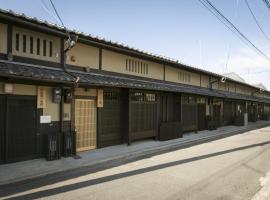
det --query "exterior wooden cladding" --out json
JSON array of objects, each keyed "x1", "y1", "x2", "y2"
[
  {"x1": 248, "y1": 103, "x2": 258, "y2": 122},
  {"x1": 129, "y1": 90, "x2": 158, "y2": 143},
  {"x1": 223, "y1": 101, "x2": 235, "y2": 126},
  {"x1": 98, "y1": 88, "x2": 126, "y2": 148},
  {"x1": 197, "y1": 103, "x2": 206, "y2": 131},
  {"x1": 4, "y1": 95, "x2": 38, "y2": 162},
  {"x1": 181, "y1": 95, "x2": 198, "y2": 132},
  {"x1": 0, "y1": 95, "x2": 5, "y2": 163}
]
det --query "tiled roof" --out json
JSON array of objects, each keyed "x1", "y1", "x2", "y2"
[
  {"x1": 0, "y1": 8, "x2": 268, "y2": 92},
  {"x1": 0, "y1": 60, "x2": 269, "y2": 103},
  {"x1": 72, "y1": 70, "x2": 269, "y2": 103},
  {"x1": 0, "y1": 61, "x2": 75, "y2": 83}
]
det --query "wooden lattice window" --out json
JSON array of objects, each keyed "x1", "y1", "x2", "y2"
[{"x1": 75, "y1": 99, "x2": 97, "y2": 152}]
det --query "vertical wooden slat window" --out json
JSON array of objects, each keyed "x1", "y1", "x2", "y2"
[
  {"x1": 37, "y1": 38, "x2": 40, "y2": 55},
  {"x1": 129, "y1": 59, "x2": 131, "y2": 72},
  {"x1": 49, "y1": 41, "x2": 53, "y2": 57},
  {"x1": 126, "y1": 59, "x2": 128, "y2": 71},
  {"x1": 43, "y1": 40, "x2": 47, "y2": 56},
  {"x1": 15, "y1": 33, "x2": 19, "y2": 51},
  {"x1": 132, "y1": 60, "x2": 134, "y2": 72},
  {"x1": 23, "y1": 35, "x2": 26, "y2": 53},
  {"x1": 146, "y1": 63, "x2": 148, "y2": 74},
  {"x1": 30, "y1": 36, "x2": 33, "y2": 54}
]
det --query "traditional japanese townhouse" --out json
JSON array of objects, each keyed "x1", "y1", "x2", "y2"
[{"x1": 0, "y1": 9, "x2": 270, "y2": 164}]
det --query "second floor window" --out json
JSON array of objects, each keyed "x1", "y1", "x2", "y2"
[
  {"x1": 15, "y1": 33, "x2": 19, "y2": 51},
  {"x1": 37, "y1": 38, "x2": 40, "y2": 55},
  {"x1": 49, "y1": 41, "x2": 53, "y2": 57},
  {"x1": 23, "y1": 35, "x2": 26, "y2": 53},
  {"x1": 126, "y1": 58, "x2": 148, "y2": 75},
  {"x1": 43, "y1": 40, "x2": 46, "y2": 56},
  {"x1": 30, "y1": 37, "x2": 33, "y2": 54}
]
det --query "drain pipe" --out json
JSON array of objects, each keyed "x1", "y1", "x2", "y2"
[{"x1": 60, "y1": 35, "x2": 79, "y2": 156}]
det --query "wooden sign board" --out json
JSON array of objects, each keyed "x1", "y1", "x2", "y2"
[
  {"x1": 97, "y1": 89, "x2": 103, "y2": 108},
  {"x1": 37, "y1": 86, "x2": 47, "y2": 108}
]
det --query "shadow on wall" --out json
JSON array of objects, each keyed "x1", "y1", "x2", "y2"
[{"x1": 1, "y1": 140, "x2": 270, "y2": 200}]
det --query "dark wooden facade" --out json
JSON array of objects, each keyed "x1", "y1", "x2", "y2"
[
  {"x1": 129, "y1": 90, "x2": 158, "y2": 143},
  {"x1": 181, "y1": 95, "x2": 198, "y2": 132},
  {"x1": 0, "y1": 95, "x2": 41, "y2": 163},
  {"x1": 98, "y1": 88, "x2": 127, "y2": 148},
  {"x1": 223, "y1": 101, "x2": 235, "y2": 126}
]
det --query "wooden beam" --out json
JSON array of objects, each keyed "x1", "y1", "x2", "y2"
[
  {"x1": 7, "y1": 24, "x2": 12, "y2": 55},
  {"x1": 99, "y1": 48, "x2": 102, "y2": 70}
]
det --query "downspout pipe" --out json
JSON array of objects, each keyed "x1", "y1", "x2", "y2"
[{"x1": 60, "y1": 35, "x2": 79, "y2": 156}]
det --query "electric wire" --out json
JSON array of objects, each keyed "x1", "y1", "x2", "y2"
[
  {"x1": 48, "y1": 0, "x2": 71, "y2": 39},
  {"x1": 262, "y1": 0, "x2": 270, "y2": 11},
  {"x1": 224, "y1": 0, "x2": 239, "y2": 74},
  {"x1": 39, "y1": 0, "x2": 61, "y2": 25},
  {"x1": 198, "y1": 0, "x2": 270, "y2": 63},
  {"x1": 245, "y1": 0, "x2": 270, "y2": 42}
]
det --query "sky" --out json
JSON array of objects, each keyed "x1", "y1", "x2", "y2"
[{"x1": 1, "y1": 0, "x2": 270, "y2": 89}]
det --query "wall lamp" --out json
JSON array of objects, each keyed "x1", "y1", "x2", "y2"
[{"x1": 210, "y1": 76, "x2": 226, "y2": 89}]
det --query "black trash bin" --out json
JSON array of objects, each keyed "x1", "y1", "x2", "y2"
[
  {"x1": 46, "y1": 133, "x2": 60, "y2": 161},
  {"x1": 63, "y1": 131, "x2": 76, "y2": 157}
]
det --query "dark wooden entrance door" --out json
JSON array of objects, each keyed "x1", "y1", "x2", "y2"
[
  {"x1": 197, "y1": 104, "x2": 206, "y2": 131},
  {"x1": 182, "y1": 103, "x2": 198, "y2": 132},
  {"x1": 258, "y1": 104, "x2": 264, "y2": 120},
  {"x1": 6, "y1": 96, "x2": 37, "y2": 162},
  {"x1": 0, "y1": 95, "x2": 5, "y2": 163},
  {"x1": 98, "y1": 89, "x2": 124, "y2": 148},
  {"x1": 213, "y1": 105, "x2": 221, "y2": 127},
  {"x1": 129, "y1": 91, "x2": 158, "y2": 142},
  {"x1": 223, "y1": 101, "x2": 234, "y2": 125}
]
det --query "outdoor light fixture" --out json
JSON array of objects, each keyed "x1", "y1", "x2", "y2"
[
  {"x1": 64, "y1": 35, "x2": 78, "y2": 53},
  {"x1": 220, "y1": 76, "x2": 226, "y2": 83}
]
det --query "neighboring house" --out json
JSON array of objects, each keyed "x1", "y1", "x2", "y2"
[
  {"x1": 0, "y1": 9, "x2": 270, "y2": 164},
  {"x1": 254, "y1": 83, "x2": 267, "y2": 91},
  {"x1": 223, "y1": 72, "x2": 246, "y2": 83}
]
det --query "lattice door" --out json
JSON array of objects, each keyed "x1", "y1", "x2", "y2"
[{"x1": 75, "y1": 99, "x2": 97, "y2": 152}]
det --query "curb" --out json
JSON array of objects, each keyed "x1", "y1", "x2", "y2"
[{"x1": 1, "y1": 122, "x2": 269, "y2": 187}]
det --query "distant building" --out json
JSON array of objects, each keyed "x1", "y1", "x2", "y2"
[
  {"x1": 254, "y1": 83, "x2": 267, "y2": 91},
  {"x1": 223, "y1": 72, "x2": 246, "y2": 83}
]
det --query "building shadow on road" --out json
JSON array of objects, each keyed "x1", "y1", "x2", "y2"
[{"x1": 1, "y1": 140, "x2": 270, "y2": 200}]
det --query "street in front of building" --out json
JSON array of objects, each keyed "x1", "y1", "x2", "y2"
[{"x1": 1, "y1": 126, "x2": 270, "y2": 200}]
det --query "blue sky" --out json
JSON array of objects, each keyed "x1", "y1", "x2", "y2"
[{"x1": 2, "y1": 0, "x2": 270, "y2": 88}]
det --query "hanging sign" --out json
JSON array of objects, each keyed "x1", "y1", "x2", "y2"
[
  {"x1": 97, "y1": 89, "x2": 104, "y2": 108},
  {"x1": 37, "y1": 86, "x2": 47, "y2": 108}
]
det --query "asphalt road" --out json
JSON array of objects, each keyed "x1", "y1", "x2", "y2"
[{"x1": 1, "y1": 127, "x2": 270, "y2": 200}]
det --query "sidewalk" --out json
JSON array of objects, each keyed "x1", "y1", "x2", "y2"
[{"x1": 0, "y1": 120, "x2": 270, "y2": 186}]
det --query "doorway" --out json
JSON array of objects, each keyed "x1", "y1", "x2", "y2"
[
  {"x1": 5, "y1": 96, "x2": 37, "y2": 162},
  {"x1": 75, "y1": 99, "x2": 97, "y2": 152}
]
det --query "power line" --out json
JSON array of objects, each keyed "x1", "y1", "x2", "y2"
[
  {"x1": 224, "y1": 0, "x2": 239, "y2": 74},
  {"x1": 245, "y1": 0, "x2": 270, "y2": 42},
  {"x1": 197, "y1": 0, "x2": 270, "y2": 63},
  {"x1": 39, "y1": 0, "x2": 61, "y2": 25},
  {"x1": 262, "y1": 0, "x2": 270, "y2": 11},
  {"x1": 48, "y1": 0, "x2": 70, "y2": 39},
  {"x1": 197, "y1": 0, "x2": 252, "y2": 51}
]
